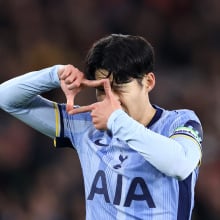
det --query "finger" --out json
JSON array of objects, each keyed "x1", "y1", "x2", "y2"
[
  {"x1": 69, "y1": 76, "x2": 83, "y2": 88},
  {"x1": 66, "y1": 94, "x2": 75, "y2": 112},
  {"x1": 66, "y1": 83, "x2": 81, "y2": 90},
  {"x1": 64, "y1": 74, "x2": 77, "y2": 85},
  {"x1": 103, "y1": 79, "x2": 113, "y2": 98},
  {"x1": 67, "y1": 104, "x2": 94, "y2": 114},
  {"x1": 60, "y1": 68, "x2": 71, "y2": 80},
  {"x1": 81, "y1": 78, "x2": 107, "y2": 88},
  {"x1": 60, "y1": 65, "x2": 81, "y2": 80}
]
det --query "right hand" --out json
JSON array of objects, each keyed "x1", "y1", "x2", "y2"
[
  {"x1": 58, "y1": 64, "x2": 84, "y2": 112},
  {"x1": 58, "y1": 64, "x2": 106, "y2": 113}
]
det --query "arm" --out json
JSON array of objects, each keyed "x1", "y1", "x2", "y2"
[
  {"x1": 0, "y1": 65, "x2": 62, "y2": 138},
  {"x1": 0, "y1": 65, "x2": 109, "y2": 139},
  {"x1": 64, "y1": 79, "x2": 202, "y2": 180},
  {"x1": 107, "y1": 109, "x2": 202, "y2": 180}
]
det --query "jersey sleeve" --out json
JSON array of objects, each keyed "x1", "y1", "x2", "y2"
[
  {"x1": 54, "y1": 104, "x2": 93, "y2": 150},
  {"x1": 170, "y1": 120, "x2": 203, "y2": 146},
  {"x1": 170, "y1": 116, "x2": 203, "y2": 156},
  {"x1": 107, "y1": 109, "x2": 203, "y2": 180},
  {"x1": 54, "y1": 104, "x2": 74, "y2": 148},
  {"x1": 0, "y1": 65, "x2": 62, "y2": 139}
]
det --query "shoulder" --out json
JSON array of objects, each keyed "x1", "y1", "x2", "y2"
[
  {"x1": 58, "y1": 103, "x2": 93, "y2": 136},
  {"x1": 161, "y1": 107, "x2": 201, "y2": 125},
  {"x1": 155, "y1": 106, "x2": 202, "y2": 138},
  {"x1": 55, "y1": 104, "x2": 94, "y2": 149},
  {"x1": 163, "y1": 108, "x2": 203, "y2": 143}
]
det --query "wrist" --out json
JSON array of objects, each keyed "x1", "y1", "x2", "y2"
[
  {"x1": 57, "y1": 65, "x2": 65, "y2": 80},
  {"x1": 107, "y1": 109, "x2": 125, "y2": 130}
]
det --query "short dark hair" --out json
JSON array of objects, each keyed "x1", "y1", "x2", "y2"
[{"x1": 84, "y1": 34, "x2": 155, "y2": 84}]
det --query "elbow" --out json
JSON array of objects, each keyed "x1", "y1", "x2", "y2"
[
  {"x1": 164, "y1": 139, "x2": 202, "y2": 180},
  {"x1": 0, "y1": 84, "x2": 31, "y2": 112},
  {"x1": 0, "y1": 100, "x2": 17, "y2": 113},
  {"x1": 0, "y1": 85, "x2": 12, "y2": 111},
  {"x1": 0, "y1": 95, "x2": 12, "y2": 112},
  {"x1": 169, "y1": 168, "x2": 192, "y2": 181},
  {"x1": 165, "y1": 156, "x2": 200, "y2": 181},
  {"x1": 0, "y1": 91, "x2": 21, "y2": 113}
]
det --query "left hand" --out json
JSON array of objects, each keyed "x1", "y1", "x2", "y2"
[{"x1": 68, "y1": 79, "x2": 122, "y2": 130}]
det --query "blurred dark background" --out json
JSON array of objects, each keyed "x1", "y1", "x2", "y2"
[{"x1": 0, "y1": 0, "x2": 220, "y2": 219}]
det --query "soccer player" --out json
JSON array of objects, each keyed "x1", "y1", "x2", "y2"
[{"x1": 0, "y1": 34, "x2": 203, "y2": 220}]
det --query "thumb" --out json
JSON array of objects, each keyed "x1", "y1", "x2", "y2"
[
  {"x1": 65, "y1": 93, "x2": 75, "y2": 113},
  {"x1": 60, "y1": 79, "x2": 77, "y2": 113}
]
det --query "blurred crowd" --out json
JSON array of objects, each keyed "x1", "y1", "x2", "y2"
[{"x1": 0, "y1": 0, "x2": 220, "y2": 219}]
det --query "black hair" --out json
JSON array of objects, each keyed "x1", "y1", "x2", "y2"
[{"x1": 84, "y1": 34, "x2": 155, "y2": 84}]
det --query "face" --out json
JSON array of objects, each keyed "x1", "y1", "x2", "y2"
[{"x1": 95, "y1": 69, "x2": 154, "y2": 123}]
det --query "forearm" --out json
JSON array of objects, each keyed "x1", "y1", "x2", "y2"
[
  {"x1": 107, "y1": 110, "x2": 201, "y2": 180},
  {"x1": 0, "y1": 65, "x2": 61, "y2": 110},
  {"x1": 0, "y1": 65, "x2": 62, "y2": 138}
]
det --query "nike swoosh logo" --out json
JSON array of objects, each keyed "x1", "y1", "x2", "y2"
[{"x1": 94, "y1": 139, "x2": 108, "y2": 147}]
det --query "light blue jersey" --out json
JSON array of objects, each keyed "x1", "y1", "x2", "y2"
[
  {"x1": 0, "y1": 65, "x2": 203, "y2": 220},
  {"x1": 56, "y1": 103, "x2": 202, "y2": 220}
]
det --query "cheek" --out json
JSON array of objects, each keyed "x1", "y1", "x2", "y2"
[
  {"x1": 119, "y1": 96, "x2": 134, "y2": 112},
  {"x1": 121, "y1": 91, "x2": 144, "y2": 112}
]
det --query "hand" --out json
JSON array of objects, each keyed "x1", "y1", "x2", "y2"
[
  {"x1": 58, "y1": 65, "x2": 83, "y2": 112},
  {"x1": 58, "y1": 64, "x2": 109, "y2": 113},
  {"x1": 68, "y1": 79, "x2": 122, "y2": 130}
]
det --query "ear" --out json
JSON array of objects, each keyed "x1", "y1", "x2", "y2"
[{"x1": 143, "y1": 72, "x2": 155, "y2": 92}]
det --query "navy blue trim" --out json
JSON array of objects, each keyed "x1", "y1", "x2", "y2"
[
  {"x1": 58, "y1": 104, "x2": 64, "y2": 137},
  {"x1": 184, "y1": 120, "x2": 203, "y2": 141},
  {"x1": 177, "y1": 174, "x2": 192, "y2": 220},
  {"x1": 56, "y1": 137, "x2": 73, "y2": 148},
  {"x1": 55, "y1": 104, "x2": 74, "y2": 149},
  {"x1": 147, "y1": 106, "x2": 163, "y2": 128}
]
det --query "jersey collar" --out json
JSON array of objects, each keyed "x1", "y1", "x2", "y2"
[{"x1": 146, "y1": 105, "x2": 163, "y2": 128}]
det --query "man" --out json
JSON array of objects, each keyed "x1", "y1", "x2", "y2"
[{"x1": 0, "y1": 34, "x2": 203, "y2": 219}]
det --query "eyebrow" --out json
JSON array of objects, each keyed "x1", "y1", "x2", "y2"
[
  {"x1": 112, "y1": 82, "x2": 127, "y2": 88},
  {"x1": 95, "y1": 84, "x2": 125, "y2": 93}
]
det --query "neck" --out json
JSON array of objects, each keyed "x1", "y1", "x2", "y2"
[{"x1": 139, "y1": 104, "x2": 156, "y2": 127}]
